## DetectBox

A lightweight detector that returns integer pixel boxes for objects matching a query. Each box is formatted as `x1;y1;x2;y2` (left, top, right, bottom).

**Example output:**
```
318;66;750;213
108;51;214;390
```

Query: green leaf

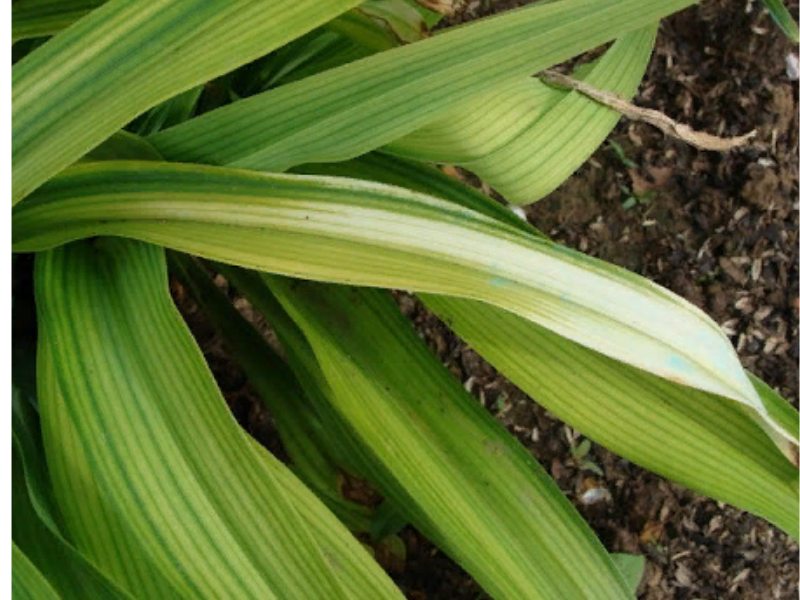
35;238;404;599
296;152;799;532
420;294;799;535
12;37;51;66
401;0;443;27
761;0;799;43
81;131;164;163
168;251;376;534
14;383;132;599
359;0;430;43
293;152;540;234
384;24;657;203
14;160;794;451
572;438;592;460
610;554;645;594
13;443;134;599
326;8;402;51
134;86;205;137
12;543;62;600
232;8;394;99
12;0;363;204
383;77;563;164
249;29;369;94
12;388;66;539
370;499;410;541
263;276;636;599
12;0;106;42
147;0;697;173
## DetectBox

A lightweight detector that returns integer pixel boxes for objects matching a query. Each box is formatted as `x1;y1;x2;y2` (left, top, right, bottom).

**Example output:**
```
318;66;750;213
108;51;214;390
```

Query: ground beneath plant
175;1;799;598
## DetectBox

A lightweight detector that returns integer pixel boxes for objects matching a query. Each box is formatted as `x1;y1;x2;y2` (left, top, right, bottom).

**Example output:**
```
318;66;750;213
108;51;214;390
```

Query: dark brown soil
174;1;799;598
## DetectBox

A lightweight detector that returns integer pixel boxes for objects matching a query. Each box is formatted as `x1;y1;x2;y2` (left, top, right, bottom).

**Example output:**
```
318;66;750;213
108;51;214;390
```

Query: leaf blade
14;160;792;448
12;0;362;204
35;238;404;599
384;24;657;203
263;275;636;600
147;0;697;173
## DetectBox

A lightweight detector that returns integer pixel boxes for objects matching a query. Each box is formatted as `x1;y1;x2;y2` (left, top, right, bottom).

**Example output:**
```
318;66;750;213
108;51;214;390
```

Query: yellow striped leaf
14;161;794;451
35;238;404;599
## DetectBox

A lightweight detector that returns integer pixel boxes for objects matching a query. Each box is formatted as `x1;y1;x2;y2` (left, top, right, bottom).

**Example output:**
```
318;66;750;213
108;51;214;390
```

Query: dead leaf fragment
720;258;749;285
674;563;694;587
640;521;664;544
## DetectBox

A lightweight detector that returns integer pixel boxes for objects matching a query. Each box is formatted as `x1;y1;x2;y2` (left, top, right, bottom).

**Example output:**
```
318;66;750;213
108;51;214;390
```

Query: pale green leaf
421;293;799;535
296;151;800;532
35;238;404;599
293;151;539;233
384;24;657;203
14;161;793;449
168;252;376;534
258;274;636;599
610;554;645;594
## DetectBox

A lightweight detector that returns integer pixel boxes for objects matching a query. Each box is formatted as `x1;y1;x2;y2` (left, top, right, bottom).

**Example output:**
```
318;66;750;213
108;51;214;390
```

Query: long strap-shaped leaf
35;238;404;599
12;0;106;42
385;24;657;204
169;252;377;534
147;0;697;173
264;275;636;600
14;161;796;450
13;444;133;599
12;543;62;600
13;386;132;598
296;152;800;528
12;0;362;204
293;151;544;234
762;0;800;42
421;295;800;535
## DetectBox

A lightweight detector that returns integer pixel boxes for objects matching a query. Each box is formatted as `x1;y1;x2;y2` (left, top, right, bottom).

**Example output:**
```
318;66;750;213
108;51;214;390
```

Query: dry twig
540;69;756;152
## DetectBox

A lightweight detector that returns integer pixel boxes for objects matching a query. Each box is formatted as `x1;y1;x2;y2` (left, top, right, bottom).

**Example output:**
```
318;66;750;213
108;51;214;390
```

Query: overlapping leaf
169;252;377;534
148;0;696;173
384;24;657;203
12;0;105;42
14;160;796;451
13;379;132;599
422;294;800;535
12;543;62;600
35;238;404;599
241;273;636;599
12;0;363;204
13;443;133;599
298;151;800;531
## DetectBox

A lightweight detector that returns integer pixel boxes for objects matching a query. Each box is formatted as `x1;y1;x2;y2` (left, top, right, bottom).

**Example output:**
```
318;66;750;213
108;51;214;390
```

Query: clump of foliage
11;1;799;599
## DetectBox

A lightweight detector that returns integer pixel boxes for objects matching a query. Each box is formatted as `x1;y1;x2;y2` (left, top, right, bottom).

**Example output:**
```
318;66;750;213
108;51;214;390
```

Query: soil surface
174;1;799;598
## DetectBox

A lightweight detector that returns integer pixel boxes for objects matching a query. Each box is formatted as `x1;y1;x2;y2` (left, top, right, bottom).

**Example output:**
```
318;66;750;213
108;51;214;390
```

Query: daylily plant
12;1;799;598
